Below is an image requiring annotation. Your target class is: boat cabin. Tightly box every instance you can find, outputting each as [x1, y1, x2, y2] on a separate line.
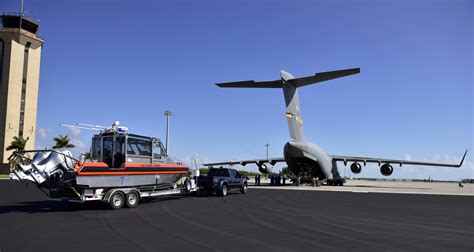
[90, 131, 168, 168]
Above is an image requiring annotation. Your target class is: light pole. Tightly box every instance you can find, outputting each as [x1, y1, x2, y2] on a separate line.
[164, 110, 172, 156]
[264, 143, 269, 159]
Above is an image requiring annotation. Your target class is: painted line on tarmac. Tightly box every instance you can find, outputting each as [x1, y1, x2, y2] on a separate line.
[249, 186, 473, 197]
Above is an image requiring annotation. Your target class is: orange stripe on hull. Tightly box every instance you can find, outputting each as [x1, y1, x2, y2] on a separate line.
[77, 171, 189, 176]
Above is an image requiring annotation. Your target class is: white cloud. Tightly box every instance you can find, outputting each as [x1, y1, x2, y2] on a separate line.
[404, 154, 413, 161]
[174, 154, 209, 169]
[36, 127, 48, 140]
[70, 139, 86, 149]
[66, 127, 81, 136]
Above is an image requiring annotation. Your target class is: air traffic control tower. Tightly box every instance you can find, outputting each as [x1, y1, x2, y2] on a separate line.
[0, 13, 43, 173]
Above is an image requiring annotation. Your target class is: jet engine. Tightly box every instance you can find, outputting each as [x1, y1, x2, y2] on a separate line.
[380, 163, 393, 176]
[350, 162, 362, 174]
[258, 162, 273, 174]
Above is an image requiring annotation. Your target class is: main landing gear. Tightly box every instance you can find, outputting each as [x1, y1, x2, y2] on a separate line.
[327, 179, 344, 186]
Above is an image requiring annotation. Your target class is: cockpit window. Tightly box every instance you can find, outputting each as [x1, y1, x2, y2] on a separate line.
[127, 138, 152, 156]
[152, 139, 167, 159]
[103, 137, 113, 167]
[92, 137, 101, 161]
[114, 137, 125, 167]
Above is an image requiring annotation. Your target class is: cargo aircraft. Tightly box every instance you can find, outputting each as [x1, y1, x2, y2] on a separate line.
[204, 68, 467, 185]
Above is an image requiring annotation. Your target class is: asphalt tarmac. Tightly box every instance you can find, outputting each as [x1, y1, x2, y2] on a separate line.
[0, 180, 473, 251]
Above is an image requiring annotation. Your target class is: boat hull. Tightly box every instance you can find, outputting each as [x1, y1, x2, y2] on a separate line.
[76, 174, 184, 188]
[75, 162, 190, 188]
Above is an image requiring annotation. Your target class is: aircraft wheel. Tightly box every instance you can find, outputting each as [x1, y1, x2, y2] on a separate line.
[125, 191, 139, 208]
[109, 191, 125, 210]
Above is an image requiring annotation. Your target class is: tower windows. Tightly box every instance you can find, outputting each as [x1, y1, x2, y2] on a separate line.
[19, 42, 30, 138]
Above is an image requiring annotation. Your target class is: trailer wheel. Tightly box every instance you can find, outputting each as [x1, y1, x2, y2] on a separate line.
[219, 184, 228, 197]
[125, 191, 139, 208]
[109, 191, 125, 210]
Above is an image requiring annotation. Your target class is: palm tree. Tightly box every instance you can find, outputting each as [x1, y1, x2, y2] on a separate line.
[6, 136, 30, 166]
[52, 135, 75, 149]
[82, 152, 91, 161]
[6, 136, 29, 151]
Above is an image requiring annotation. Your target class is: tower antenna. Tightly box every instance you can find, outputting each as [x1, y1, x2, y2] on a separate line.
[20, 0, 24, 15]
[19, 0, 24, 30]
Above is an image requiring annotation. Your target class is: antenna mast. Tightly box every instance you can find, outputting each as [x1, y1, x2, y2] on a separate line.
[164, 110, 172, 156]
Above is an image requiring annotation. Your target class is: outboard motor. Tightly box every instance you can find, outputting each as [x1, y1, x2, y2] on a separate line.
[11, 150, 76, 184]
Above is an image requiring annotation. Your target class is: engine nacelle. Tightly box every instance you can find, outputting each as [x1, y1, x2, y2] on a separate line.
[258, 162, 273, 174]
[350, 162, 362, 174]
[380, 163, 393, 176]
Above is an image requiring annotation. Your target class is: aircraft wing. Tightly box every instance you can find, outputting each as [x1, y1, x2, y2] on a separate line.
[331, 150, 468, 168]
[203, 157, 286, 167]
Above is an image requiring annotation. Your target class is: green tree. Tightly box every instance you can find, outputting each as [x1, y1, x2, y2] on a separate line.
[6, 136, 29, 151]
[199, 168, 209, 175]
[82, 152, 91, 161]
[52, 135, 75, 149]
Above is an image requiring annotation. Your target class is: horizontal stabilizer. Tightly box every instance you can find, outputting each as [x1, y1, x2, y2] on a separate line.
[289, 68, 360, 87]
[216, 80, 282, 88]
[216, 68, 360, 89]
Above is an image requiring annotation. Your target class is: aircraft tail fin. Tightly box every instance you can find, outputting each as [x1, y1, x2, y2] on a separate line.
[216, 68, 360, 141]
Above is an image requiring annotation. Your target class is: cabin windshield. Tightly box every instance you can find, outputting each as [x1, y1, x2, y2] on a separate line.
[91, 137, 101, 161]
[114, 136, 125, 167]
[103, 137, 113, 167]
[152, 139, 167, 159]
[127, 138, 152, 156]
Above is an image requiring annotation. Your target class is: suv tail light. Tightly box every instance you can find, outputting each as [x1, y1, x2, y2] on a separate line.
[212, 178, 218, 186]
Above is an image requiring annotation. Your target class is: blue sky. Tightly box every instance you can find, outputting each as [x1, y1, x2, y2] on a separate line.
[9, 0, 472, 180]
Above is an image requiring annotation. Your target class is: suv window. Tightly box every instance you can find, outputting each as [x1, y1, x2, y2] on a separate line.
[229, 169, 236, 178]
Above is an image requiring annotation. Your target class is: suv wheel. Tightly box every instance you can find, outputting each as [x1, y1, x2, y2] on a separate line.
[220, 184, 228, 197]
[241, 183, 248, 194]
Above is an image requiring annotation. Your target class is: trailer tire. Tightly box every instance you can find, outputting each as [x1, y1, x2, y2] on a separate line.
[109, 191, 125, 210]
[125, 191, 139, 208]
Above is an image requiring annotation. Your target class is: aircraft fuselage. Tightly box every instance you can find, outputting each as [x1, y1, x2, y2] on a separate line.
[284, 141, 338, 180]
